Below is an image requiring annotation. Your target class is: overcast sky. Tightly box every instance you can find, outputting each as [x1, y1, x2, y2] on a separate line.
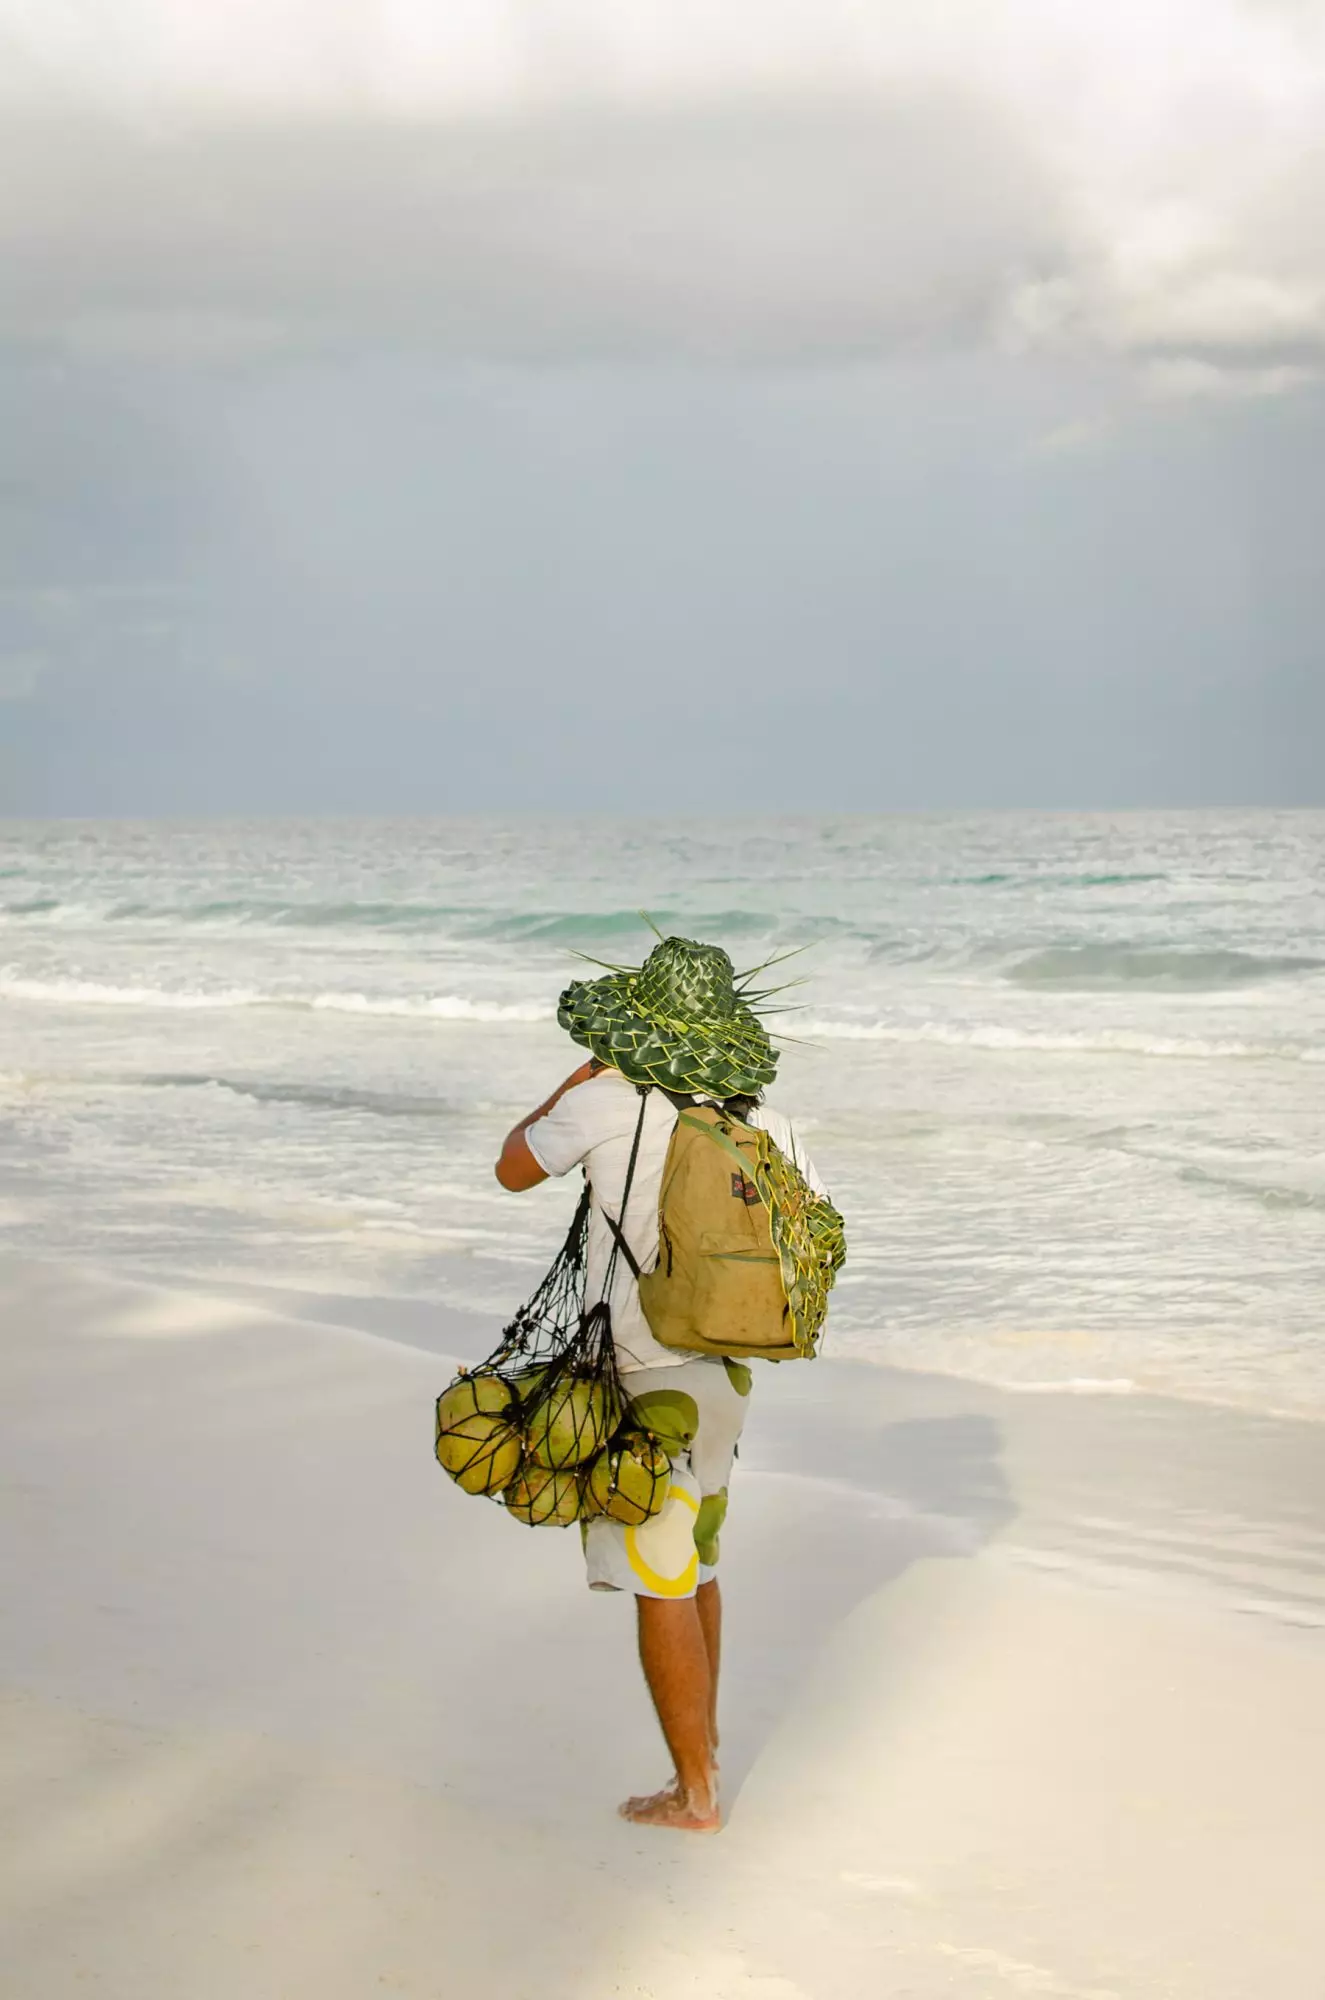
[2, 2, 1323, 814]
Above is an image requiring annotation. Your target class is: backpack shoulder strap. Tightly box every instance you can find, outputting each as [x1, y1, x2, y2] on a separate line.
[676, 1107, 760, 1176]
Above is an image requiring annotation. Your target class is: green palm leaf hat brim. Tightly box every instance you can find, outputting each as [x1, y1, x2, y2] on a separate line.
[558, 935, 780, 1098]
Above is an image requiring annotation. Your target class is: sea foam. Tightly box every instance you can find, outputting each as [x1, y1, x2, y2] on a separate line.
[0, 972, 548, 1022]
[793, 1016, 1319, 1063]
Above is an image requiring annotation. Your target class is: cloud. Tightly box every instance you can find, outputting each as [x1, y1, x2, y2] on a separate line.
[1116, 271, 1325, 356]
[1141, 357, 1319, 399]
[0, 94, 1066, 365]
[1, 2, 1324, 391]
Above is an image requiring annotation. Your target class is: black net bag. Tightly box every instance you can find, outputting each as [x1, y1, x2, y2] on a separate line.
[435, 1091, 671, 1528]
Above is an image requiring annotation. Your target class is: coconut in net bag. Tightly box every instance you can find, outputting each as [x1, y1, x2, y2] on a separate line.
[435, 1090, 671, 1527]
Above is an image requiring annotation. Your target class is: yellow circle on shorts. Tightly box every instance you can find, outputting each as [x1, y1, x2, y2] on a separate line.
[624, 1485, 701, 1599]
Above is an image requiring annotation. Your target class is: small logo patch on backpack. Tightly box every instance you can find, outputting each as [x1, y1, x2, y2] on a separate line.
[731, 1171, 760, 1205]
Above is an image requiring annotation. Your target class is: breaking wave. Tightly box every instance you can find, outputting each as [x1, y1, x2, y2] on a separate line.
[0, 896, 781, 942]
[955, 872, 1168, 889]
[139, 1074, 459, 1119]
[0, 972, 549, 1022]
[1006, 944, 1324, 990]
[794, 1017, 1320, 1063]
[1176, 1164, 1325, 1213]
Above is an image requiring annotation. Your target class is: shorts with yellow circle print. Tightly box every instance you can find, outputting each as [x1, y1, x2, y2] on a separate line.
[583, 1355, 752, 1600]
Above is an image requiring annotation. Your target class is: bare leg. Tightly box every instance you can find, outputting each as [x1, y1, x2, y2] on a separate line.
[623, 1578, 723, 1815]
[619, 1596, 720, 1832]
[696, 1578, 721, 1757]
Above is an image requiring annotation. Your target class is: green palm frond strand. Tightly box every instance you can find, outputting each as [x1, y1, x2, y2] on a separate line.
[751, 1129, 846, 1354]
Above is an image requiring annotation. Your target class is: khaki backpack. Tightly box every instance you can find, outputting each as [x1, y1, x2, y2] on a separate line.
[634, 1107, 846, 1361]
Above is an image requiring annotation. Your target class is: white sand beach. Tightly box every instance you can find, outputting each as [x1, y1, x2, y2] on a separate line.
[4, 1254, 1323, 1999]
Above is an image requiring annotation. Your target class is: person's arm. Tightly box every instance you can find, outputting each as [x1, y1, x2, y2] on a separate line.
[494, 1060, 601, 1190]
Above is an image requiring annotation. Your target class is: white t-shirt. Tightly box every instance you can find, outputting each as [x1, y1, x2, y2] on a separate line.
[525, 1067, 827, 1374]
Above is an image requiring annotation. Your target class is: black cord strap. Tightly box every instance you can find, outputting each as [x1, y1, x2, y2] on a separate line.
[599, 1086, 649, 1290]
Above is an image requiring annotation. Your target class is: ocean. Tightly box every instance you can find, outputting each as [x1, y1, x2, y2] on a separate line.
[2, 812, 1322, 1417]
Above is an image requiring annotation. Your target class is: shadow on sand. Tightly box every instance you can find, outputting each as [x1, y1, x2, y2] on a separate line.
[718, 1403, 1016, 1800]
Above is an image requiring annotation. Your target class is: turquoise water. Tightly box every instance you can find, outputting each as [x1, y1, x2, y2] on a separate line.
[2, 812, 1323, 1414]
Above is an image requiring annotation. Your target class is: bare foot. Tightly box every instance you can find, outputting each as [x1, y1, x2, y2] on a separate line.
[619, 1783, 721, 1834]
[621, 1757, 720, 1818]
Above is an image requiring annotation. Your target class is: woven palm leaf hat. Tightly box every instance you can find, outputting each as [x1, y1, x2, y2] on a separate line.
[558, 934, 782, 1097]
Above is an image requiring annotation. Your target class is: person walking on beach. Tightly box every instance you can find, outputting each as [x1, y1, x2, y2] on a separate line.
[494, 936, 828, 1834]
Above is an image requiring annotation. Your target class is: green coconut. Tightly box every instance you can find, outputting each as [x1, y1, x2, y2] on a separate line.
[436, 1370, 515, 1432]
[585, 1431, 671, 1526]
[525, 1373, 617, 1470]
[436, 1411, 523, 1497]
[507, 1365, 548, 1412]
[504, 1461, 584, 1528]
